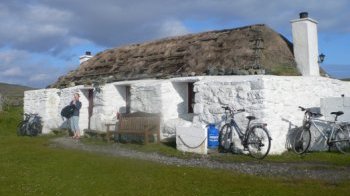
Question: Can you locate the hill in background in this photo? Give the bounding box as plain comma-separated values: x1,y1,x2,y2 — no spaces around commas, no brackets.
0,82,35,107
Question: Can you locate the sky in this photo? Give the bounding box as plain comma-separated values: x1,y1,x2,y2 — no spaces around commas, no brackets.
0,0,349,88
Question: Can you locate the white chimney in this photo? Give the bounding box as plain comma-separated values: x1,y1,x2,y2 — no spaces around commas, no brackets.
79,51,93,64
291,12,320,76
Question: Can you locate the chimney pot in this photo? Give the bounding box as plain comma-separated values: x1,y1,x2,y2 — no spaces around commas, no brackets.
299,12,309,19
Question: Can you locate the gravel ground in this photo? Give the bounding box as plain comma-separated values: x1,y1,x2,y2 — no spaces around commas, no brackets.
51,137,350,183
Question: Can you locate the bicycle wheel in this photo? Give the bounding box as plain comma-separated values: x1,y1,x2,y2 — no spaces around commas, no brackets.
334,127,350,154
219,124,233,153
29,122,42,136
292,128,311,155
17,121,26,136
246,127,271,159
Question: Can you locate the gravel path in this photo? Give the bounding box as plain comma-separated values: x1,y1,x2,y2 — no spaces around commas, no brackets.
50,137,350,183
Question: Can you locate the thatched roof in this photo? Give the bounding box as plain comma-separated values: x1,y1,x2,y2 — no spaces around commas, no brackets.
50,24,298,88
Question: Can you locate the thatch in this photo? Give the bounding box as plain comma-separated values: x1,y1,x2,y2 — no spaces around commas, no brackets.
50,24,298,88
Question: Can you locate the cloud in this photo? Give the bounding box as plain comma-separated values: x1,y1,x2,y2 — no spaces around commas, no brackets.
2,67,23,76
0,0,350,87
29,73,51,82
158,20,189,37
0,49,73,88
1,0,349,53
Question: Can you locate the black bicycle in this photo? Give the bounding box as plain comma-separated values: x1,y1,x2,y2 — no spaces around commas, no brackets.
17,113,42,136
219,106,272,159
293,106,350,154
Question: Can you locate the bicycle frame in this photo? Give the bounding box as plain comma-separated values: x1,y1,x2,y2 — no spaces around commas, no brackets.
225,111,267,142
228,119,246,140
309,118,335,142
309,117,349,145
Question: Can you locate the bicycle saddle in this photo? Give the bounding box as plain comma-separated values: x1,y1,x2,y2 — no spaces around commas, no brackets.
331,111,344,116
246,116,256,121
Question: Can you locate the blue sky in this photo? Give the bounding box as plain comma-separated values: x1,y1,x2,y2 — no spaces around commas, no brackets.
0,0,349,88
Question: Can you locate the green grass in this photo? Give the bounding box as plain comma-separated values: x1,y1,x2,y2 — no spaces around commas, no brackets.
268,64,300,76
1,107,350,195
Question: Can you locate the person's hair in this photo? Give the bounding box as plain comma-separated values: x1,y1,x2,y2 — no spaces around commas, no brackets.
74,93,80,97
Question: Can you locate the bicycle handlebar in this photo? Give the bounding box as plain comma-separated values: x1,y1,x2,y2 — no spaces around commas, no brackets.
221,106,245,113
298,106,322,117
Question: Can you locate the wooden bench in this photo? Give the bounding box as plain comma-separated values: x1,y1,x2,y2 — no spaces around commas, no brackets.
107,112,161,144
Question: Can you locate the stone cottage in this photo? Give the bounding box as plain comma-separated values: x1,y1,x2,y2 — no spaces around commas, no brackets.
24,13,350,154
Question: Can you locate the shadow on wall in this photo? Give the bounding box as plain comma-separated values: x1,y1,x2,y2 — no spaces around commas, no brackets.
171,82,189,117
282,117,300,150
59,118,70,130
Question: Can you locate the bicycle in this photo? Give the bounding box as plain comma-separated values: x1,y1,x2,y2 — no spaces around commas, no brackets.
292,106,350,154
219,106,272,159
17,113,42,136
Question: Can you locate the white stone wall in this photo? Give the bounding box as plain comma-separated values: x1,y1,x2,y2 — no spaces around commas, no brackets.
159,81,190,138
193,76,266,153
91,79,196,139
24,89,60,133
192,76,350,154
23,76,350,155
130,81,162,113
129,80,191,139
89,83,123,131
321,97,350,122
263,76,350,153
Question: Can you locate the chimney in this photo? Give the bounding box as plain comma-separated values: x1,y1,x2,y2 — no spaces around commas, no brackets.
291,12,320,76
79,51,93,64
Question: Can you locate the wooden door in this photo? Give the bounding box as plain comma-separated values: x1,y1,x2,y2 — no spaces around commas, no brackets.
188,83,194,113
88,89,94,130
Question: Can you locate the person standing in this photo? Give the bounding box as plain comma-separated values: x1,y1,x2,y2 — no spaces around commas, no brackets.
70,93,82,139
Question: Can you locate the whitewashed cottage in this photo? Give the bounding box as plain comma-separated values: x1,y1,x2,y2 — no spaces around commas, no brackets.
24,13,350,154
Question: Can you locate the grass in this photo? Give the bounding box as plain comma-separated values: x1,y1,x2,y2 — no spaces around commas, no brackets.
1,107,350,195
268,64,300,76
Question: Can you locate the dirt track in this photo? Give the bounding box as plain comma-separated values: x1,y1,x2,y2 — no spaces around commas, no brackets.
51,137,350,183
